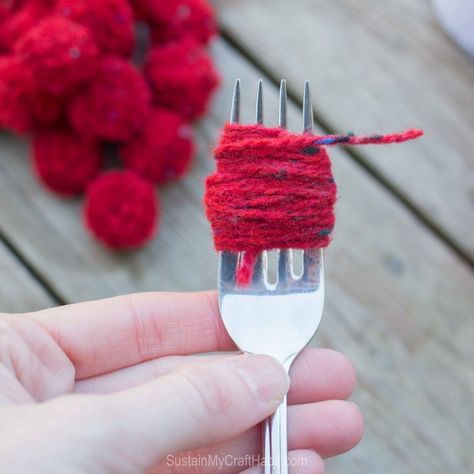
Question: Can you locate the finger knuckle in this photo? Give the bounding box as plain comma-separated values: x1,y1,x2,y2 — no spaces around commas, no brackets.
0,319,20,366
336,352,357,389
174,365,233,419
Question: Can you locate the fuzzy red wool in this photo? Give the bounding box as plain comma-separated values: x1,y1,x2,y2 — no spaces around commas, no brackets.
0,0,50,53
69,56,151,142
145,38,219,120
29,89,65,126
0,0,220,250
127,0,148,21
205,124,423,285
56,0,135,56
84,170,158,249
121,107,194,184
14,15,99,97
0,1,22,52
32,127,102,196
146,0,217,45
0,56,65,132
0,56,34,133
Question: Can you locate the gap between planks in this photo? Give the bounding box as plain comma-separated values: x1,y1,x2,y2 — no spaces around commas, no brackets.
0,231,65,305
0,237,56,312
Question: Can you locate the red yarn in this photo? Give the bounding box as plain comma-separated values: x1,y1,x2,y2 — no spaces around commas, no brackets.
121,107,194,184
32,127,102,196
84,170,158,249
205,124,423,285
14,15,99,96
56,0,135,56
69,56,151,142
145,38,219,119
147,0,217,45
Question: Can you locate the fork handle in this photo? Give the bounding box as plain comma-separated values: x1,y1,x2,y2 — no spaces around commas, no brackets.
263,392,289,474
278,396,289,474
264,357,295,474
262,417,271,474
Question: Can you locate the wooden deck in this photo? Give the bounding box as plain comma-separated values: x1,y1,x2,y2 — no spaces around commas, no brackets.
0,1,473,472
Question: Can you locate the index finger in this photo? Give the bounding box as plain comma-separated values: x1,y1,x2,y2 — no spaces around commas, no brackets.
30,291,235,380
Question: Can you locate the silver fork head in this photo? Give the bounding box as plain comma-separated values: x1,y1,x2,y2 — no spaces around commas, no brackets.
217,80,325,363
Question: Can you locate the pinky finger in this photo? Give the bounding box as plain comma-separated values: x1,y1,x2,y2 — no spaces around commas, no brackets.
239,450,325,474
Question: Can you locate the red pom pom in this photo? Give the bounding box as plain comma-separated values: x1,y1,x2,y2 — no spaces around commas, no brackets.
84,170,158,249
128,0,148,21
14,15,99,96
145,38,219,119
29,89,64,126
0,56,33,133
147,0,217,45
0,56,65,132
32,127,103,196
121,108,194,184
0,3,17,51
56,0,135,56
0,0,50,53
69,56,151,142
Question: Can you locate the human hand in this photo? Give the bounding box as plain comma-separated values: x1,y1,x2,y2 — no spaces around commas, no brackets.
0,291,362,473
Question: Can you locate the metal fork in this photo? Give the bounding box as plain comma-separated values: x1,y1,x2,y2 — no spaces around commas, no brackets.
217,79,325,474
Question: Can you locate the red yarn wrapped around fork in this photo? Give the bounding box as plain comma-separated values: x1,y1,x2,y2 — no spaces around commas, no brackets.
205,124,423,285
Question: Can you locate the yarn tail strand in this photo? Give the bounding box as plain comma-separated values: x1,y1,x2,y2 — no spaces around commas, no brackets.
236,250,259,286
313,128,423,146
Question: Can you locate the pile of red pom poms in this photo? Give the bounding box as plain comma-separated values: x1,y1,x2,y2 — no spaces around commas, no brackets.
0,0,219,249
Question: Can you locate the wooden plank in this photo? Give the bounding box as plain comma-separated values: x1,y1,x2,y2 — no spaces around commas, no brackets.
0,39,473,472
0,239,54,313
215,0,474,260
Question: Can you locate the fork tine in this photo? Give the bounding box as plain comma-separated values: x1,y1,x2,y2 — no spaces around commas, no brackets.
226,79,241,283
303,80,313,134
279,79,287,128
301,80,316,281
303,248,324,284
256,79,264,124
251,253,264,284
230,79,241,124
219,251,238,283
278,80,291,283
252,80,265,284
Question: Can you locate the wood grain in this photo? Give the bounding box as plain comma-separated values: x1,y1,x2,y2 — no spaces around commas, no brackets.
215,0,474,260
0,39,472,472
0,239,54,313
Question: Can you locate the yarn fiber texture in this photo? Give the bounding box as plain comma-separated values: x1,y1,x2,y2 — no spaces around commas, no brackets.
205,124,423,285
147,0,217,45
32,127,102,196
0,56,34,133
0,0,50,53
15,15,99,96
69,56,151,142
145,38,219,120
121,107,194,184
55,0,135,56
85,170,158,248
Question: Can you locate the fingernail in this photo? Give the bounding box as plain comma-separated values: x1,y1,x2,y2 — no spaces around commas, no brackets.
233,355,290,405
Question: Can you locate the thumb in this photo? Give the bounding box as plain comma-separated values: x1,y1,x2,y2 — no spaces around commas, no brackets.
100,354,289,470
